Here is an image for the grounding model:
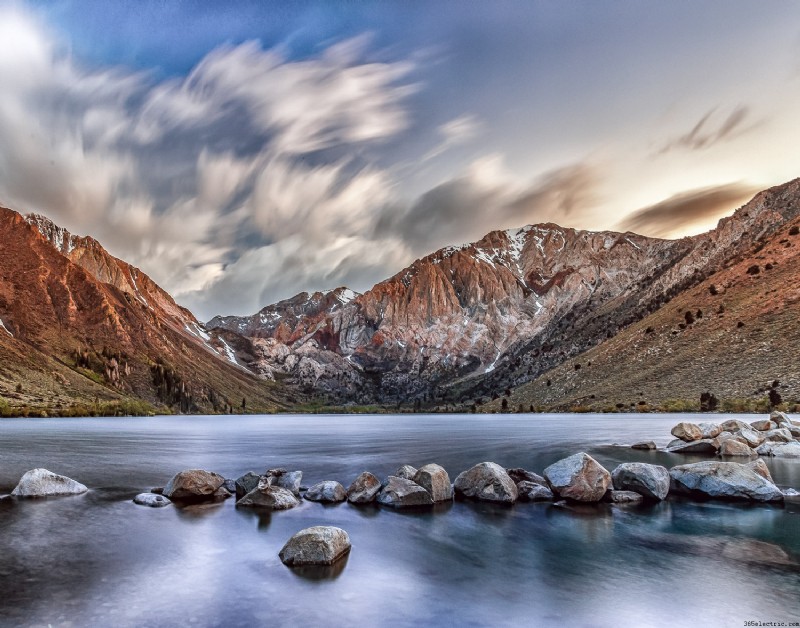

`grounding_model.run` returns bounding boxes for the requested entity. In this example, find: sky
[2,1,800,320]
